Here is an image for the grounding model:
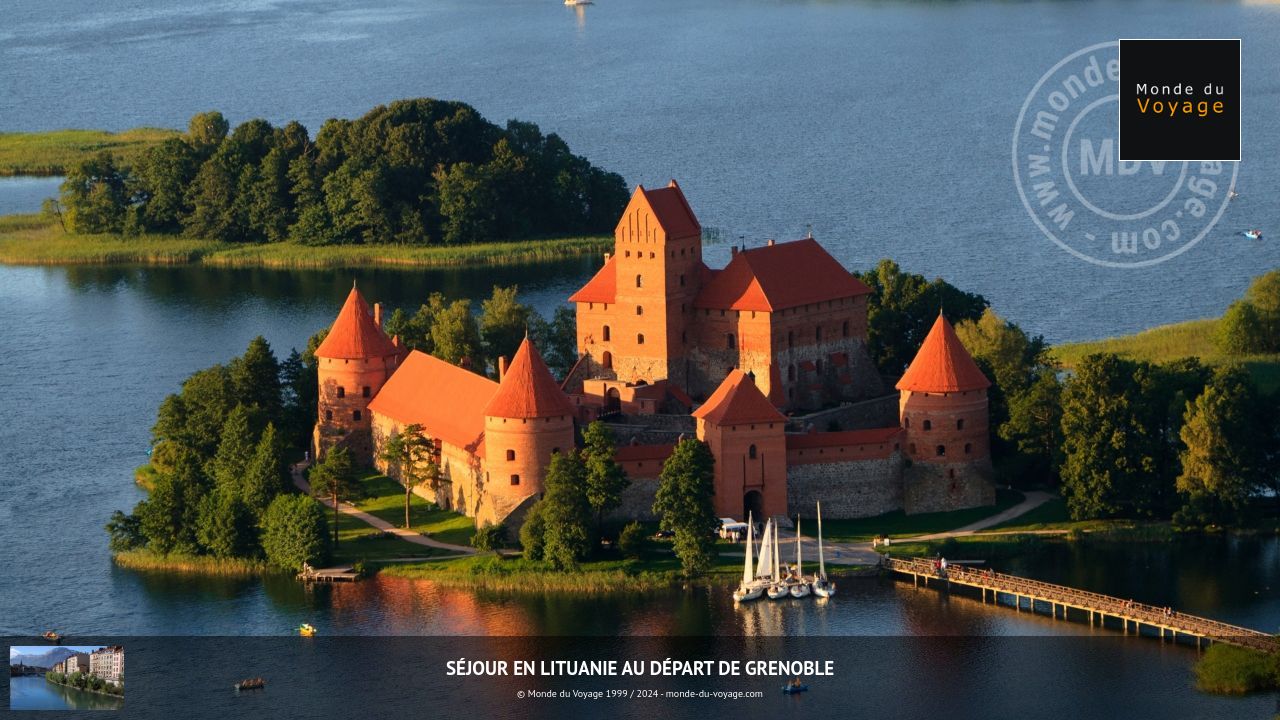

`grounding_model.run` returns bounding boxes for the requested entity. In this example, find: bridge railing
[881,556,1277,651]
